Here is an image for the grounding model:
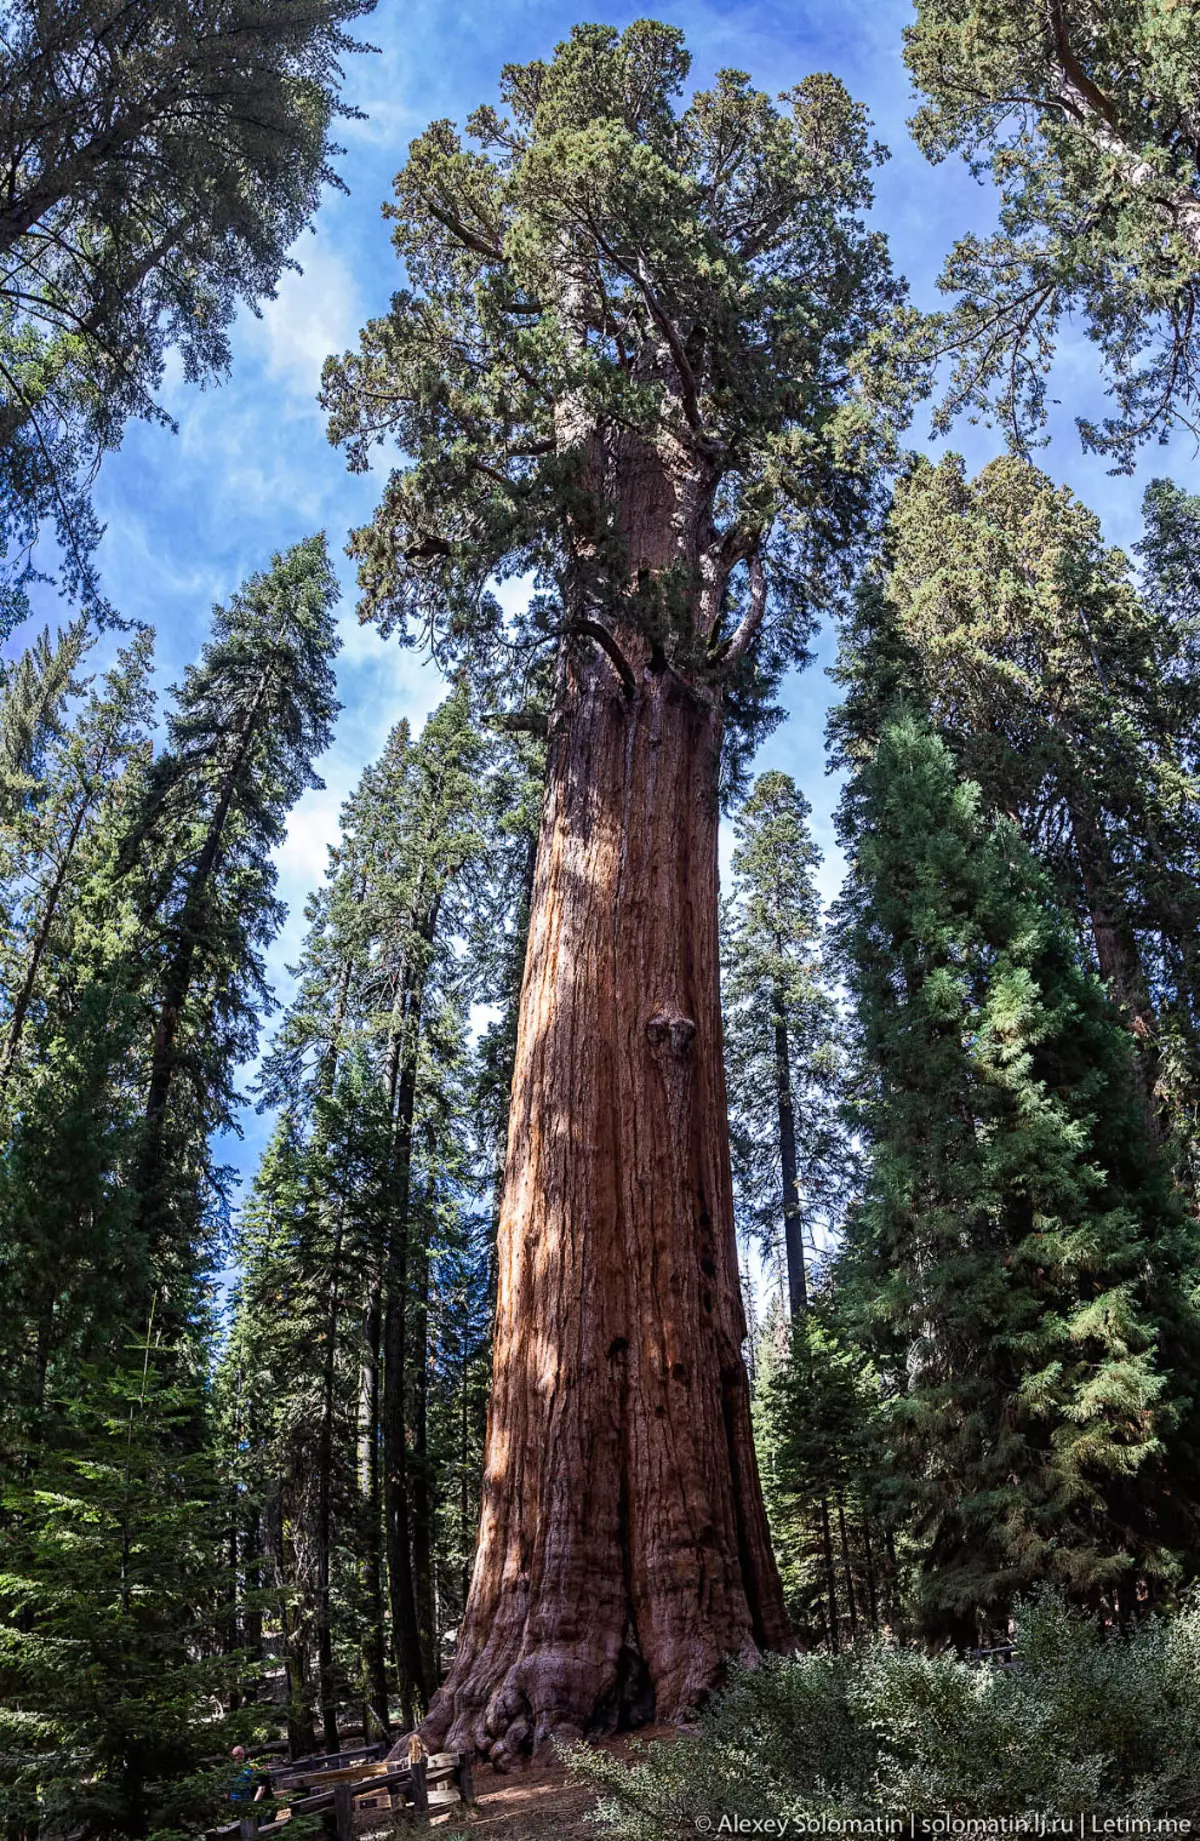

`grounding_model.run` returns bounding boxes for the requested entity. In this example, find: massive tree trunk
[423,632,790,1762]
